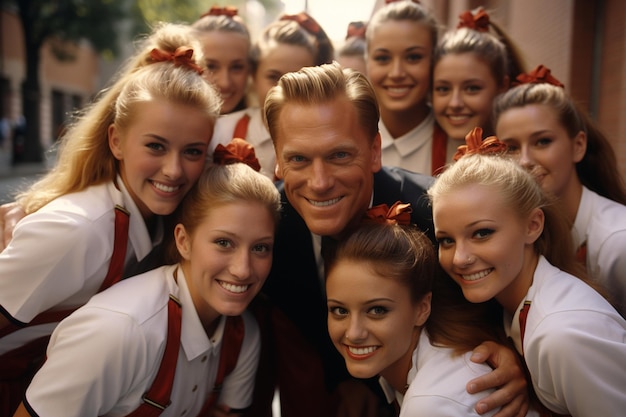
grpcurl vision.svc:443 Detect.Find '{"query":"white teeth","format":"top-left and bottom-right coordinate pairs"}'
top-left (219, 281), bottom-right (249, 293)
top-left (462, 269), bottom-right (492, 281)
top-left (387, 87), bottom-right (409, 94)
top-left (348, 346), bottom-right (377, 355)
top-left (309, 197), bottom-right (341, 207)
top-left (448, 115), bottom-right (470, 121)
top-left (153, 182), bottom-right (180, 193)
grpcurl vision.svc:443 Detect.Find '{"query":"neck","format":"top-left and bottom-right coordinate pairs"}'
top-left (379, 328), bottom-right (421, 394)
top-left (559, 177), bottom-right (584, 226)
top-left (496, 249), bottom-right (539, 315)
top-left (380, 104), bottom-right (430, 139)
top-left (179, 262), bottom-right (221, 337)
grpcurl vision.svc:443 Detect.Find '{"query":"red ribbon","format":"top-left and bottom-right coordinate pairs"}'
top-left (457, 8), bottom-right (490, 32)
top-left (150, 47), bottom-right (204, 75)
top-left (515, 64), bottom-right (565, 88)
top-left (200, 6), bottom-right (238, 18)
top-left (346, 21), bottom-right (367, 40)
top-left (363, 201), bottom-right (412, 226)
top-left (453, 127), bottom-right (508, 161)
top-left (280, 12), bottom-right (321, 35)
top-left (213, 138), bottom-right (262, 172)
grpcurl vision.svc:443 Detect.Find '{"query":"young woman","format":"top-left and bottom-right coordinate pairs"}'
top-left (493, 66), bottom-right (626, 317)
top-left (365, 0), bottom-right (444, 175)
top-left (326, 209), bottom-right (512, 416)
top-left (432, 8), bottom-right (523, 150)
top-left (0, 23), bottom-right (221, 415)
top-left (211, 11), bottom-right (334, 179)
top-left (428, 128), bottom-right (626, 416)
top-left (14, 144), bottom-right (281, 416)
top-left (191, 6), bottom-right (252, 115)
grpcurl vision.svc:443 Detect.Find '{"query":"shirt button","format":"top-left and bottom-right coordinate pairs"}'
top-left (201, 355), bottom-right (207, 362)
top-left (192, 385), bottom-right (198, 392)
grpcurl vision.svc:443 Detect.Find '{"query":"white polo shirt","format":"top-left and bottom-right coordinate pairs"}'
top-left (0, 178), bottom-right (161, 354)
top-left (25, 264), bottom-right (260, 417)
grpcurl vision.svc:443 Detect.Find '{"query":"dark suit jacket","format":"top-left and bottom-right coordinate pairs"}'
top-left (261, 166), bottom-right (435, 390)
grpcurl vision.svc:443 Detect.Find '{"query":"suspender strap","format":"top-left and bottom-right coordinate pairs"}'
top-left (125, 295), bottom-right (182, 417)
top-left (431, 123), bottom-right (448, 176)
top-left (196, 315), bottom-right (245, 416)
top-left (99, 205), bottom-right (130, 291)
top-left (0, 205), bottom-right (130, 339)
top-left (233, 114), bottom-right (251, 140)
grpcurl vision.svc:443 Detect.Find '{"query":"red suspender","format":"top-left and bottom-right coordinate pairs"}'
top-left (126, 295), bottom-right (183, 417)
top-left (431, 123), bottom-right (448, 176)
top-left (0, 205), bottom-right (130, 338)
top-left (518, 300), bottom-right (531, 353)
top-left (233, 114), bottom-right (250, 140)
top-left (575, 241), bottom-right (587, 267)
top-left (99, 205), bottom-right (130, 291)
top-left (197, 316), bottom-right (245, 415)
top-left (126, 313), bottom-right (245, 417)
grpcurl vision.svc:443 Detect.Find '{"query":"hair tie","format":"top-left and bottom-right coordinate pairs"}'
top-left (280, 12), bottom-right (321, 36)
top-left (346, 21), bottom-right (367, 40)
top-left (457, 8), bottom-right (490, 32)
top-left (515, 65), bottom-right (565, 88)
top-left (213, 138), bottom-right (261, 172)
top-left (150, 47), bottom-right (204, 75)
top-left (453, 127), bottom-right (508, 161)
top-left (385, 0), bottom-right (421, 5)
top-left (200, 5), bottom-right (238, 18)
top-left (363, 201), bottom-right (412, 226)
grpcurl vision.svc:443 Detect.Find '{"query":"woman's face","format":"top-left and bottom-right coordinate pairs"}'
top-left (495, 103), bottom-right (586, 198)
top-left (433, 52), bottom-right (505, 140)
top-left (253, 43), bottom-right (315, 107)
top-left (326, 258), bottom-right (430, 380)
top-left (366, 20), bottom-right (433, 116)
top-left (198, 30), bottom-right (250, 114)
top-left (108, 98), bottom-right (213, 220)
top-left (433, 183), bottom-right (543, 313)
top-left (175, 200), bottom-right (275, 328)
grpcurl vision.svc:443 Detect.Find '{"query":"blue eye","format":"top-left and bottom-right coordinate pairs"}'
top-left (474, 229), bottom-right (494, 239)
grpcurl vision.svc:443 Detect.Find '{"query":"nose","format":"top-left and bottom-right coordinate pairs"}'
top-left (389, 58), bottom-right (406, 78)
top-left (210, 68), bottom-right (231, 92)
top-left (162, 153), bottom-right (183, 179)
top-left (308, 159), bottom-right (333, 193)
top-left (517, 145), bottom-right (534, 170)
top-left (451, 243), bottom-right (473, 269)
top-left (345, 315), bottom-right (368, 344)
top-left (228, 249), bottom-right (251, 280)
top-left (449, 88), bottom-right (464, 109)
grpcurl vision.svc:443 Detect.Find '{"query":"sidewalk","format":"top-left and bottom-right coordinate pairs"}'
top-left (0, 149), bottom-right (53, 179)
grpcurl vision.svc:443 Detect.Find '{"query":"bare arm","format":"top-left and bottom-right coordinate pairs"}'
top-left (468, 341), bottom-right (529, 417)
top-left (0, 201), bottom-right (26, 250)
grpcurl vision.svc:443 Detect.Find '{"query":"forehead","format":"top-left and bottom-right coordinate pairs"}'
top-left (368, 20), bottom-right (433, 51)
top-left (275, 97), bottom-right (371, 150)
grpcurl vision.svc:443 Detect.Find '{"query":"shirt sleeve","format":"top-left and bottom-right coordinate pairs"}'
top-left (0, 209), bottom-right (111, 322)
top-left (526, 310), bottom-right (626, 416)
top-left (24, 306), bottom-right (159, 417)
top-left (218, 310), bottom-right (261, 410)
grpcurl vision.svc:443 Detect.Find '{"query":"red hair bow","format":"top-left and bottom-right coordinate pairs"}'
top-left (515, 65), bottom-right (565, 88)
top-left (280, 12), bottom-right (321, 36)
top-left (346, 21), bottom-right (366, 40)
top-left (213, 138), bottom-right (262, 172)
top-left (201, 5), bottom-right (238, 18)
top-left (150, 47), bottom-right (204, 75)
top-left (457, 8), bottom-right (490, 32)
top-left (453, 127), bottom-right (507, 161)
top-left (363, 201), bottom-right (412, 226)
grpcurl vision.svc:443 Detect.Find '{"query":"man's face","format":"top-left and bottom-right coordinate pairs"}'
top-left (274, 97), bottom-right (382, 238)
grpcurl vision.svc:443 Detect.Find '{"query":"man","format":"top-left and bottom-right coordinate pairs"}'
top-left (248, 63), bottom-right (528, 417)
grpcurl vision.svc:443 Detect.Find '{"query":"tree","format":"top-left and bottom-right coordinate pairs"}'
top-left (12, 0), bottom-right (127, 163)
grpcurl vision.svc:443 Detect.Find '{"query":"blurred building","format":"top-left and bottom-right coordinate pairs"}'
top-left (0, 8), bottom-right (100, 154)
